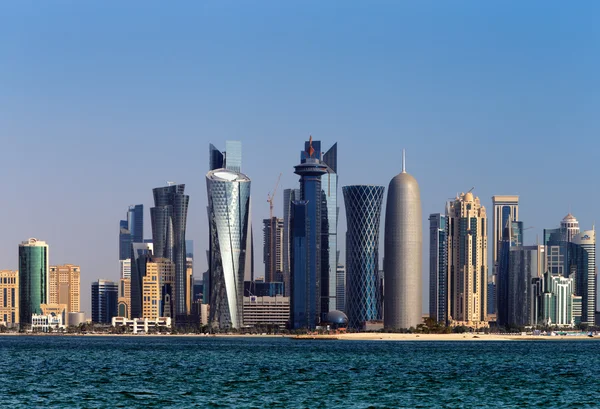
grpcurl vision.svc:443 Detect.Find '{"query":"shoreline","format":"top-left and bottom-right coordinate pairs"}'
top-left (0, 333), bottom-right (598, 341)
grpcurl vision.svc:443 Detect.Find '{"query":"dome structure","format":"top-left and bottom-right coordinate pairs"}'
top-left (326, 310), bottom-right (349, 326)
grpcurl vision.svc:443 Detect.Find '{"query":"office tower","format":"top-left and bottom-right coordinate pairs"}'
top-left (291, 138), bottom-right (329, 329)
top-left (487, 282), bottom-right (496, 316)
top-left (0, 271), bottom-right (18, 325)
top-left (91, 279), bottom-right (118, 324)
top-left (209, 141), bottom-right (242, 173)
top-left (491, 196), bottom-right (519, 274)
top-left (244, 281), bottom-right (284, 297)
top-left (151, 183), bottom-right (189, 318)
top-left (572, 230), bottom-right (596, 325)
top-left (130, 242), bottom-right (153, 318)
top-left (384, 152), bottom-right (422, 329)
top-left (496, 220), bottom-right (523, 326)
top-left (48, 264), bottom-right (80, 317)
top-left (206, 168), bottom-right (252, 329)
top-left (118, 278), bottom-right (131, 318)
top-left (497, 245), bottom-right (545, 327)
top-left (429, 213), bottom-right (448, 323)
top-left (290, 200), bottom-right (313, 328)
top-left (561, 213), bottom-right (580, 243)
top-left (119, 205), bottom-right (144, 260)
top-left (263, 217), bottom-right (284, 282)
top-left (185, 239), bottom-right (194, 315)
top-left (343, 185), bottom-right (384, 329)
top-left (447, 190), bottom-right (488, 327)
top-left (283, 188), bottom-right (301, 297)
top-left (18, 238), bottom-right (49, 326)
top-left (336, 264), bottom-right (346, 313)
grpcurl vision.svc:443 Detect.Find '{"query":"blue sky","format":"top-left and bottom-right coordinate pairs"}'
top-left (1, 1), bottom-right (598, 314)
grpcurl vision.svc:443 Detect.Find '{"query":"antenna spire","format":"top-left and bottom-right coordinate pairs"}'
top-left (402, 149), bottom-right (406, 173)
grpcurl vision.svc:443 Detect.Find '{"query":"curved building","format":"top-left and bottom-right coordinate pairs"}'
top-left (207, 168), bottom-right (252, 329)
top-left (384, 152), bottom-right (422, 329)
top-left (343, 185), bottom-right (384, 329)
top-left (19, 238), bottom-right (49, 326)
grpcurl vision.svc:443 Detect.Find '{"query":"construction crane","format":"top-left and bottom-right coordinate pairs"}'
top-left (267, 173), bottom-right (282, 220)
top-left (266, 173), bottom-right (282, 282)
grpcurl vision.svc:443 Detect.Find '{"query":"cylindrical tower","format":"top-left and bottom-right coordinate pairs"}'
top-left (384, 152), bottom-right (422, 329)
top-left (343, 185), bottom-right (385, 330)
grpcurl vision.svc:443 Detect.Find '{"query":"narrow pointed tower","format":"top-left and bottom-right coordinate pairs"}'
top-left (384, 150), bottom-right (422, 329)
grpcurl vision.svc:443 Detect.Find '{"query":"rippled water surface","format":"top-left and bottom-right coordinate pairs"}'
top-left (1, 336), bottom-right (599, 408)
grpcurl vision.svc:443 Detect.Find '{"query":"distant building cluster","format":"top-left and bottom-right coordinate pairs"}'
top-left (6, 140), bottom-right (596, 333)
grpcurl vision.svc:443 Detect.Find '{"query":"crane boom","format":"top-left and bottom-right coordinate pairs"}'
top-left (267, 173), bottom-right (282, 220)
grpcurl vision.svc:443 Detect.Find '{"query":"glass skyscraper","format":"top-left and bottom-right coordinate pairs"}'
top-left (343, 185), bottom-right (384, 330)
top-left (119, 205), bottom-right (143, 260)
top-left (429, 213), bottom-right (447, 323)
top-left (283, 188), bottom-right (300, 297)
top-left (290, 200), bottom-right (313, 329)
top-left (18, 238), bottom-right (49, 326)
top-left (91, 279), bottom-right (118, 324)
top-left (150, 184), bottom-right (189, 318)
top-left (130, 242), bottom-right (153, 318)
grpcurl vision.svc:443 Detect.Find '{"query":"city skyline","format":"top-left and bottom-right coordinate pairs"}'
top-left (2, 2), bottom-right (599, 316)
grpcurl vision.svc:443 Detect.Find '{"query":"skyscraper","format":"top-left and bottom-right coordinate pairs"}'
top-left (561, 213), bottom-right (580, 243)
top-left (572, 230), bottom-right (595, 325)
top-left (263, 217), bottom-right (284, 282)
top-left (383, 152), bottom-right (422, 330)
top-left (343, 185), bottom-right (384, 330)
top-left (491, 196), bottom-right (519, 275)
top-left (91, 279), bottom-right (118, 324)
top-left (291, 138), bottom-right (328, 329)
top-left (130, 242), bottom-right (153, 318)
top-left (447, 191), bottom-right (488, 327)
top-left (206, 168), bottom-right (252, 329)
top-left (0, 270), bottom-right (18, 326)
top-left (283, 188), bottom-right (300, 297)
top-left (336, 264), bottom-right (346, 313)
top-left (18, 238), bottom-right (49, 326)
top-left (429, 213), bottom-right (448, 323)
top-left (48, 264), bottom-right (80, 318)
top-left (150, 184), bottom-right (189, 318)
top-left (119, 205), bottom-right (144, 260)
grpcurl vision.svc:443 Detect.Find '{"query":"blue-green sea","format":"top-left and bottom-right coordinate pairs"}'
top-left (1, 336), bottom-right (599, 408)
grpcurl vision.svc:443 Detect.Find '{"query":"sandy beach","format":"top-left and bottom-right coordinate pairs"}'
top-left (297, 333), bottom-right (599, 341)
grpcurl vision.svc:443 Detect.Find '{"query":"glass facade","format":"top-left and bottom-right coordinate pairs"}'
top-left (429, 214), bottom-right (447, 323)
top-left (130, 242), bottom-right (153, 318)
top-left (206, 169), bottom-right (252, 329)
top-left (244, 281), bottom-right (284, 297)
top-left (224, 141), bottom-right (242, 173)
top-left (91, 280), bottom-right (118, 323)
top-left (119, 220), bottom-right (131, 261)
top-left (18, 239), bottom-right (48, 325)
top-left (128, 205), bottom-right (144, 244)
top-left (336, 264), bottom-right (345, 313)
top-left (282, 188), bottom-right (300, 297)
top-left (290, 200), bottom-right (313, 329)
top-left (343, 185), bottom-right (384, 329)
top-left (150, 184), bottom-right (189, 317)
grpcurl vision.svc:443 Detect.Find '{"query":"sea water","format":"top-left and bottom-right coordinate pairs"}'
top-left (1, 336), bottom-right (598, 408)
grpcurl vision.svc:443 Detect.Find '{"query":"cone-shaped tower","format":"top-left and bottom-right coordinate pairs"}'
top-left (384, 150), bottom-right (422, 329)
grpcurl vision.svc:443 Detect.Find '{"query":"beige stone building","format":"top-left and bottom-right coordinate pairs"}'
top-left (118, 278), bottom-right (131, 319)
top-left (143, 258), bottom-right (175, 320)
top-left (447, 191), bottom-right (488, 327)
top-left (0, 270), bottom-right (19, 325)
top-left (48, 265), bottom-right (80, 316)
top-left (243, 295), bottom-right (290, 327)
top-left (41, 303), bottom-right (67, 325)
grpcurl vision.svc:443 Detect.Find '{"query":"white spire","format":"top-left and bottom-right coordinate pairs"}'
top-left (402, 149), bottom-right (406, 173)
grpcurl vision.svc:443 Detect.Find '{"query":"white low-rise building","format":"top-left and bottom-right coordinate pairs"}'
top-left (112, 317), bottom-right (172, 333)
top-left (31, 313), bottom-right (65, 332)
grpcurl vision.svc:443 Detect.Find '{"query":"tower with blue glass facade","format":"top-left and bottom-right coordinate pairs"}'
top-left (429, 213), bottom-right (448, 323)
top-left (343, 185), bottom-right (384, 329)
top-left (119, 205), bottom-right (144, 260)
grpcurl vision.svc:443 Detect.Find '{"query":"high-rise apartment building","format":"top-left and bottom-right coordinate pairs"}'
top-left (206, 165), bottom-right (252, 329)
top-left (48, 264), bottom-right (80, 317)
top-left (118, 278), bottom-right (131, 319)
top-left (263, 217), bottom-right (284, 283)
top-left (151, 184), bottom-right (189, 318)
top-left (91, 279), bottom-right (118, 324)
top-left (541, 271), bottom-right (581, 327)
top-left (343, 185), bottom-right (384, 330)
top-left (18, 238), bottom-right (49, 326)
top-left (0, 270), bottom-right (18, 325)
top-left (429, 213), bottom-right (448, 323)
top-left (283, 188), bottom-right (300, 297)
top-left (146, 258), bottom-right (176, 318)
top-left (447, 191), bottom-right (488, 327)
top-left (384, 152), bottom-right (422, 330)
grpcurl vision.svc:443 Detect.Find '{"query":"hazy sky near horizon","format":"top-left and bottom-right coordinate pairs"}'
top-left (2, 1), bottom-right (599, 315)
